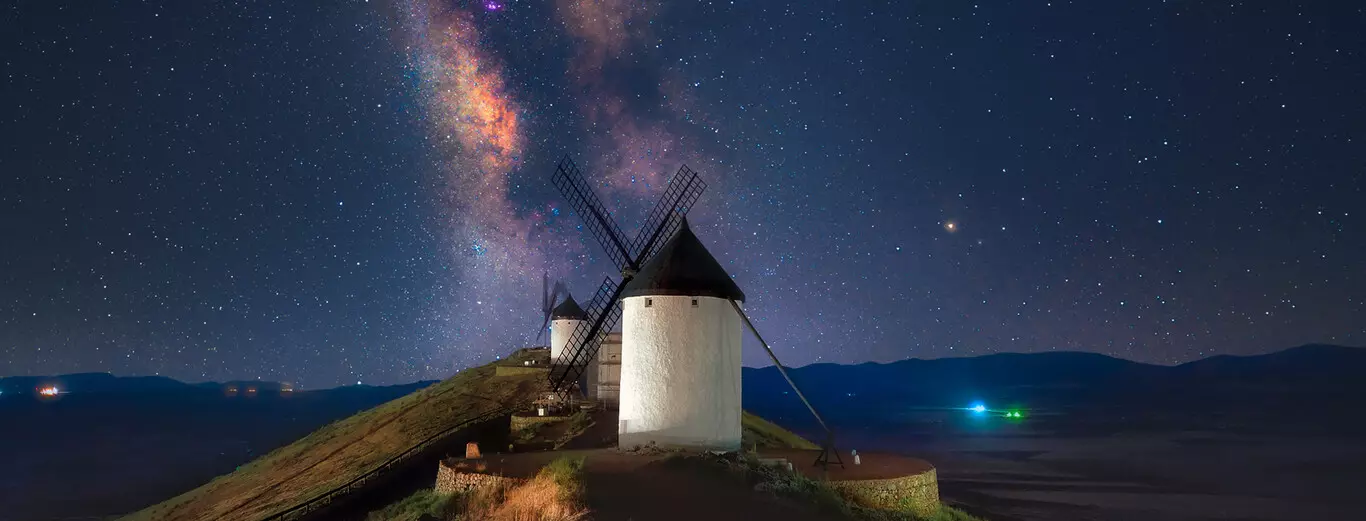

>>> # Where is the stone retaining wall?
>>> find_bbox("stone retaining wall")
[509,414,568,431]
[434,461,525,494]
[494,365,549,377]
[828,468,939,516]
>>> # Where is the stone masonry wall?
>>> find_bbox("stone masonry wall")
[434,461,525,495]
[494,365,548,377]
[509,414,568,432]
[828,468,940,517]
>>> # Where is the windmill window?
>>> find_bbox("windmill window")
[691,299,699,307]
[645,298,652,307]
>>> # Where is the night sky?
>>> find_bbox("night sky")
[3,1,1363,388]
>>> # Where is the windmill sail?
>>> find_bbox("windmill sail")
[546,156,706,400]
[630,164,707,266]
[536,273,567,344]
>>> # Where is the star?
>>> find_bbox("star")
[0,0,1360,386]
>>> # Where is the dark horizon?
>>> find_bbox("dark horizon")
[5,342,1360,392]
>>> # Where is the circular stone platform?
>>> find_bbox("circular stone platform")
[758,449,938,516]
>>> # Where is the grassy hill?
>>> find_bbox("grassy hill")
[741,410,819,450]
[124,349,817,521]
[122,349,547,521]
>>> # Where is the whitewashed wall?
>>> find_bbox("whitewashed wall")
[618,295,742,450]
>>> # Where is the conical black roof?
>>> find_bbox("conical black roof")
[621,218,746,302]
[551,294,586,320]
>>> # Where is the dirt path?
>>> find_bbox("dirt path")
[479,449,839,521]
[582,458,835,521]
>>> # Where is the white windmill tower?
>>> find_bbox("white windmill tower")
[549,294,587,364]
[617,217,746,450]
[549,155,841,465]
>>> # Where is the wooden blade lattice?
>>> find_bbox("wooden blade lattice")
[547,156,706,399]
[548,277,623,396]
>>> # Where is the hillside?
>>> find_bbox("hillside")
[1,379,432,521]
[121,349,547,521]
[121,349,819,521]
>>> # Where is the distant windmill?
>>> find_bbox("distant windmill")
[535,272,568,344]
[549,155,843,469]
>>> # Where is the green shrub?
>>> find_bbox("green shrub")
[919,505,985,521]
[552,411,596,448]
[365,489,454,521]
[567,410,593,431]
[539,455,586,497]
[514,422,544,444]
[745,457,853,517]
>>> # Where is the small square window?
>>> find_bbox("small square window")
[645,298,652,307]
[691,299,699,307]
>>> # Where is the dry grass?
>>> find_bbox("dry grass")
[122,349,548,521]
[458,457,589,521]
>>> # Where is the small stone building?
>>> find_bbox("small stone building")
[586,332,622,408]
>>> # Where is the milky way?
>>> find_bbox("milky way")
[398,0,714,368]
[402,1,552,367]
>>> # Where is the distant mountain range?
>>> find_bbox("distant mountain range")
[1,372,190,395]
[0,371,415,398]
[1168,343,1366,381]
[6,343,1360,402]
[742,344,1366,427]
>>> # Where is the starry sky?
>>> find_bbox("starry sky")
[3,1,1363,388]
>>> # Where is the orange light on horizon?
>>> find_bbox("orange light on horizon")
[38,386,60,396]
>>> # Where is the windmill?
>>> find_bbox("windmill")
[535,272,568,344]
[549,155,843,469]
[545,155,705,402]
